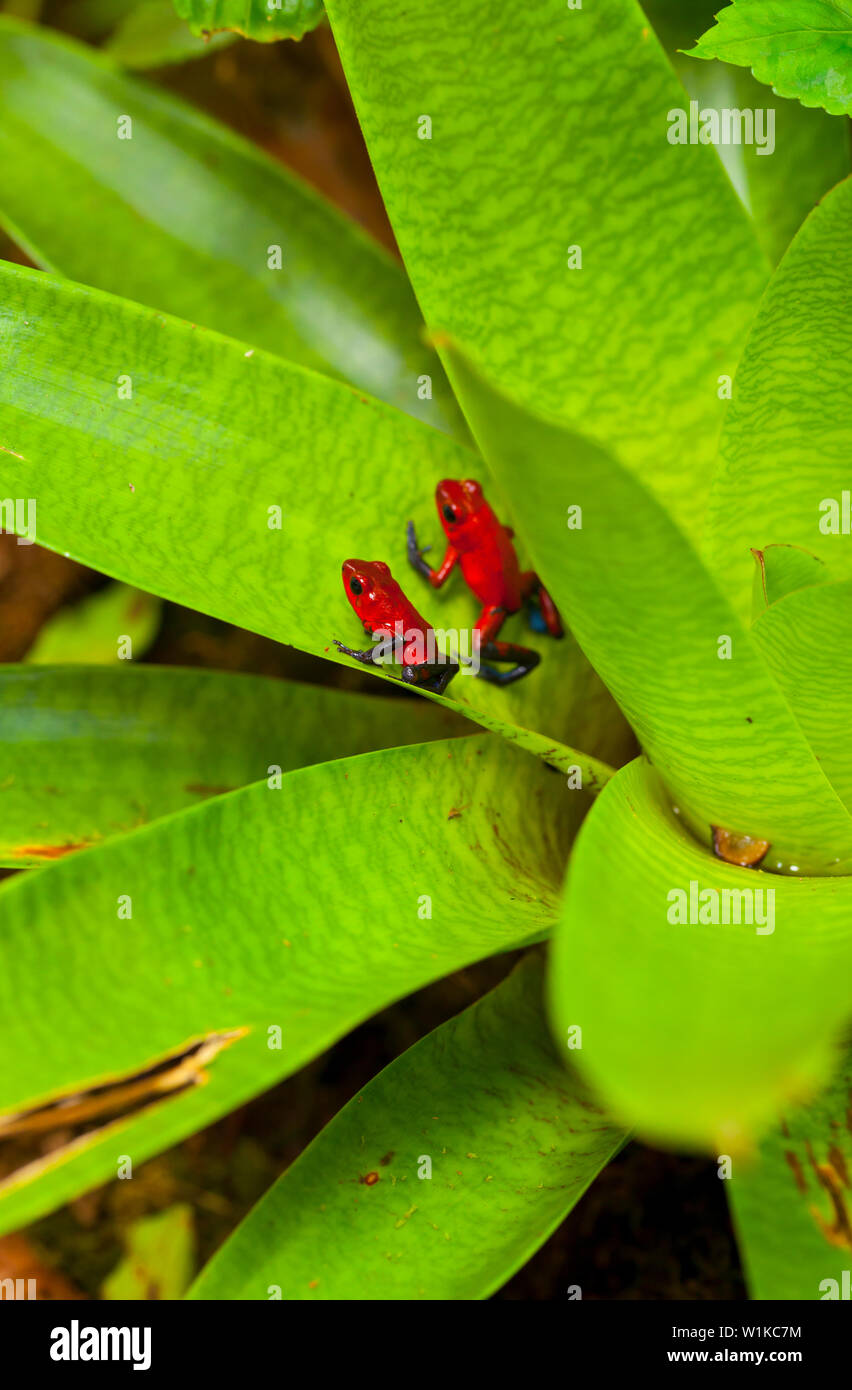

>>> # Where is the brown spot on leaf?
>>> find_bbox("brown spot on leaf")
[805,1142,852,1249]
[785,1150,807,1193]
[361,1172,380,1186]
[828,1145,850,1188]
[12,841,91,860]
[711,826,771,868]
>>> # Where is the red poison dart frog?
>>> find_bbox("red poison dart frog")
[334,560,458,694]
[407,480,563,678]
[334,560,531,693]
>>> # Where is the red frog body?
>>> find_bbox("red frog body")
[334,558,539,691]
[407,478,563,649]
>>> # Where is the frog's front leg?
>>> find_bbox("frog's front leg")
[332,639,382,667]
[407,520,459,588]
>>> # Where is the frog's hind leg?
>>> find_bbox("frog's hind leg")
[520,572,563,638]
[474,605,508,644]
[477,641,540,685]
[471,605,541,682]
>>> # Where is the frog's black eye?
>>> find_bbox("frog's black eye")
[443,504,457,524]
[349,577,363,596]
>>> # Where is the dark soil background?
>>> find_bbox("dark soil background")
[0,12,745,1300]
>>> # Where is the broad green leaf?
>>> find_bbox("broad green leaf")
[644,0,850,263]
[325,0,767,539]
[188,952,626,1301]
[0,17,461,432]
[24,582,160,665]
[173,0,323,42]
[750,543,831,617]
[102,1204,195,1299]
[728,1046,852,1299]
[106,0,236,66]
[549,757,852,1149]
[0,664,466,865]
[687,0,852,116]
[438,343,852,875]
[752,581,852,815]
[0,735,579,1231]
[0,261,630,782]
[705,177,852,616]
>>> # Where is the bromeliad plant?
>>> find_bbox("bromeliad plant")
[0,0,851,1300]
